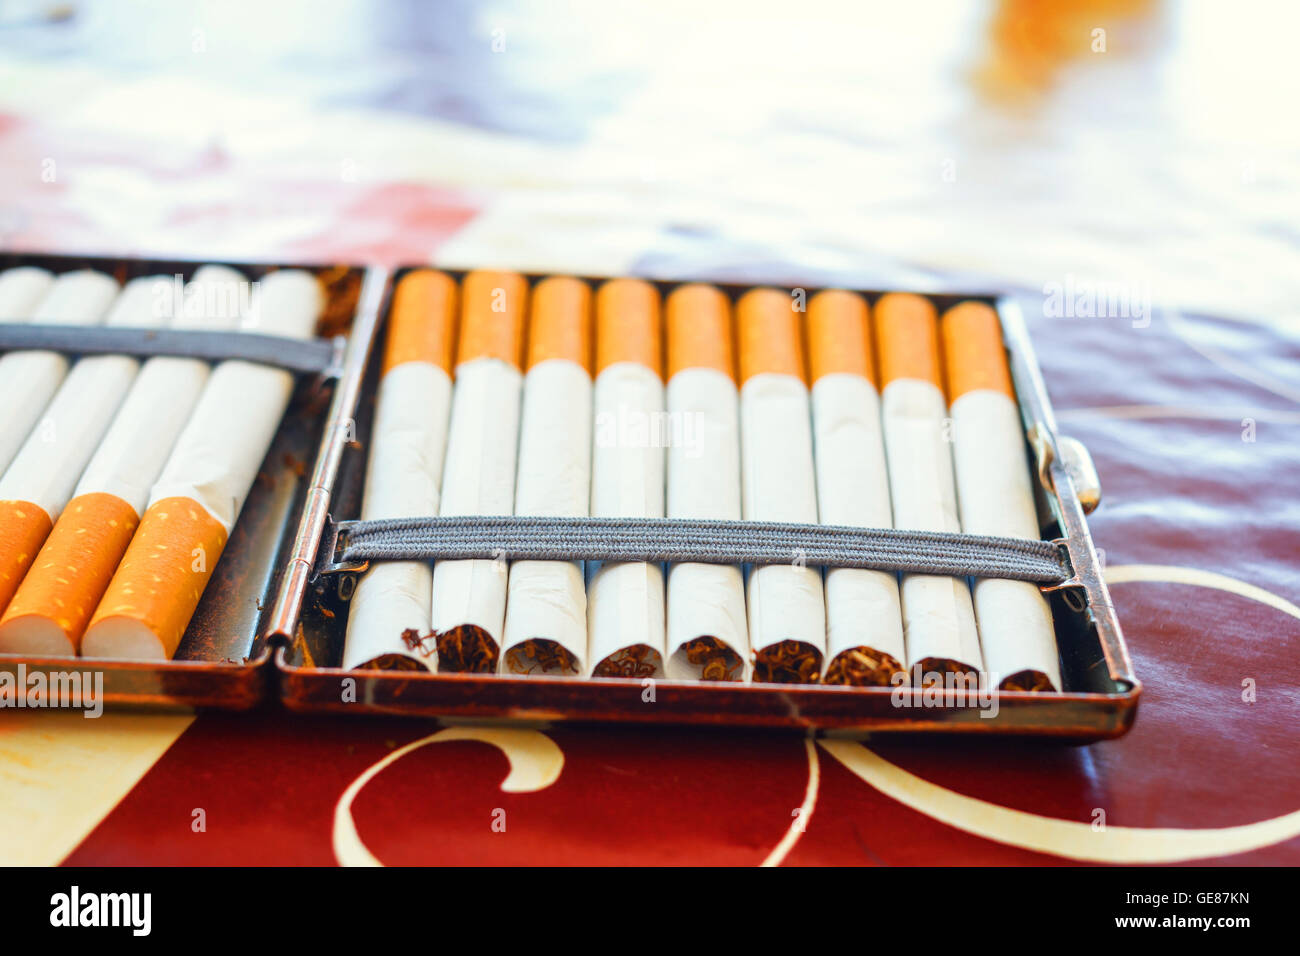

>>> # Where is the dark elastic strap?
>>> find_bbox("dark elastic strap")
[328,515,1070,584]
[0,323,339,375]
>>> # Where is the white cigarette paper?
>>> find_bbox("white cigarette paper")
[951,389,1062,689]
[142,270,321,532]
[587,362,667,676]
[0,266,53,321]
[881,378,984,673]
[665,368,748,680]
[0,276,170,528]
[342,360,453,670]
[73,266,249,516]
[811,373,906,673]
[502,359,593,674]
[0,270,120,475]
[740,373,826,661]
[429,357,523,654]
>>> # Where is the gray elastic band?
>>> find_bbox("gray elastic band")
[330,515,1070,584]
[0,323,339,375]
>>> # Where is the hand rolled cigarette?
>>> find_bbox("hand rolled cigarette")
[807,290,906,686]
[501,277,593,676]
[81,269,323,660]
[663,284,747,681]
[0,267,246,652]
[0,270,120,616]
[587,278,667,678]
[341,269,457,671]
[877,293,984,682]
[429,270,527,672]
[942,301,1061,691]
[737,288,825,683]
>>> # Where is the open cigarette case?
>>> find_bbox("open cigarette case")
[0,255,1140,741]
[0,252,364,709]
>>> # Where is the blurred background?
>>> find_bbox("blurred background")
[0,0,1295,323]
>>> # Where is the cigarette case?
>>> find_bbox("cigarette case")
[0,255,1139,740]
[0,252,367,710]
[271,268,1141,742]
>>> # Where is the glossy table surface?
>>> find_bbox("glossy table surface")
[0,0,1296,865]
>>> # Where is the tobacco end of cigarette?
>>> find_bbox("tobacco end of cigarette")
[435,624,500,673]
[458,270,529,370]
[999,668,1058,692]
[823,646,905,686]
[504,638,581,676]
[82,496,228,660]
[348,628,436,672]
[666,283,734,382]
[807,290,873,385]
[875,292,941,391]
[678,635,744,681]
[591,643,662,679]
[752,639,822,684]
[595,278,662,377]
[940,300,1014,400]
[912,657,982,686]
[0,500,53,616]
[383,268,458,374]
[737,287,806,384]
[527,276,593,373]
[355,653,429,673]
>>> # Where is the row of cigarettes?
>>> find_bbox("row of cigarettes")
[343,270,1062,690]
[0,265,323,659]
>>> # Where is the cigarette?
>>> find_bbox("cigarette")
[0,269,120,476]
[587,278,667,679]
[501,276,593,676]
[737,288,825,683]
[663,283,747,681]
[0,268,245,653]
[0,270,120,617]
[81,269,322,659]
[0,266,56,611]
[429,270,527,672]
[876,293,984,683]
[341,269,457,671]
[807,290,906,686]
[942,301,1061,691]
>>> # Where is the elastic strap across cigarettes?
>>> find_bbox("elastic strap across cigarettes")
[0,323,342,376]
[326,516,1071,584]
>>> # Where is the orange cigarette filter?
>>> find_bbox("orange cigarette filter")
[0,493,138,653]
[86,496,228,658]
[940,301,1015,401]
[456,270,527,369]
[807,290,874,386]
[736,288,806,384]
[0,501,52,614]
[875,293,943,393]
[666,284,734,381]
[595,278,662,377]
[527,276,592,373]
[382,269,458,375]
